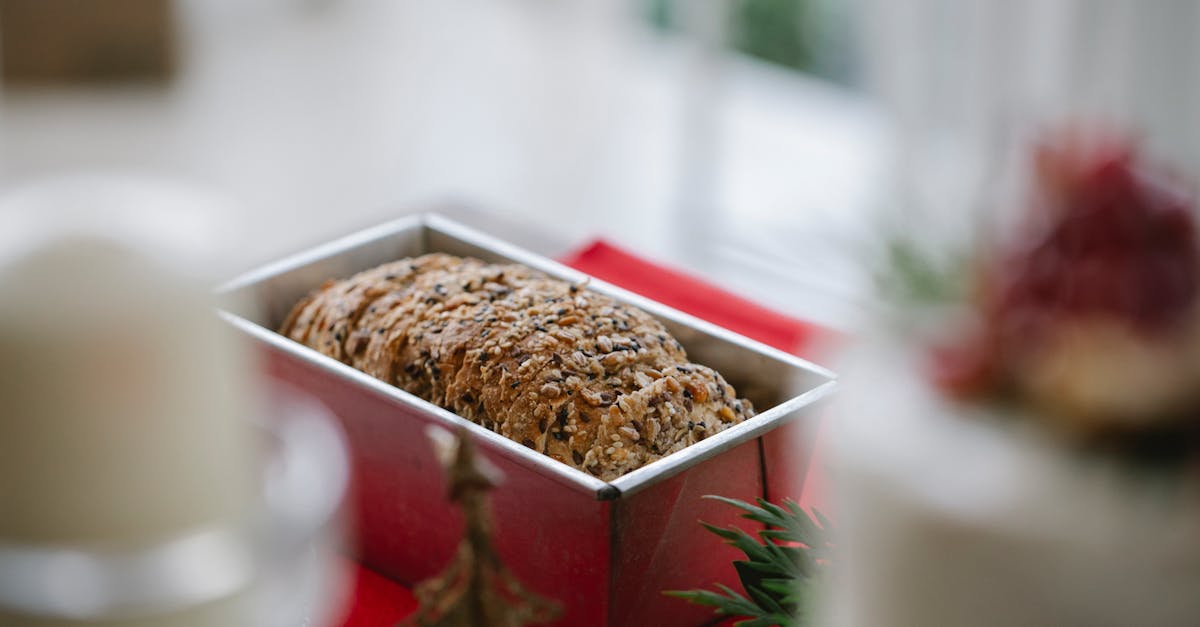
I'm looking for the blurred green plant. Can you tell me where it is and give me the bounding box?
[876,235,972,308]
[733,0,814,73]
[646,0,817,74]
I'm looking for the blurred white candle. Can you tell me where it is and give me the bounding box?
[0,179,259,625]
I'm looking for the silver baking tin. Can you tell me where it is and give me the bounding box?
[219,213,836,500]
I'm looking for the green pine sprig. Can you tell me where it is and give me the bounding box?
[665,496,833,627]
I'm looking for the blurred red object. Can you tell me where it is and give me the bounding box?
[337,560,417,627]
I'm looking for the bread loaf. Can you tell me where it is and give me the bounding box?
[279,253,754,480]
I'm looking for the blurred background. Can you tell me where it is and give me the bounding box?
[7,2,1200,626]
[0,0,884,330]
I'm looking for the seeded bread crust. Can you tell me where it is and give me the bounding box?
[280,253,754,480]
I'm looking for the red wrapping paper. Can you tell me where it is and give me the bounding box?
[561,241,818,355]
[335,561,419,627]
[338,239,826,627]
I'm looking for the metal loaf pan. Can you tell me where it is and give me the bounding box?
[219,214,836,627]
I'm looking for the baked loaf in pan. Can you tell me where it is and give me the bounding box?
[279,253,754,480]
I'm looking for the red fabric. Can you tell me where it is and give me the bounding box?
[338,560,418,627]
[560,240,820,356]
[339,239,826,627]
